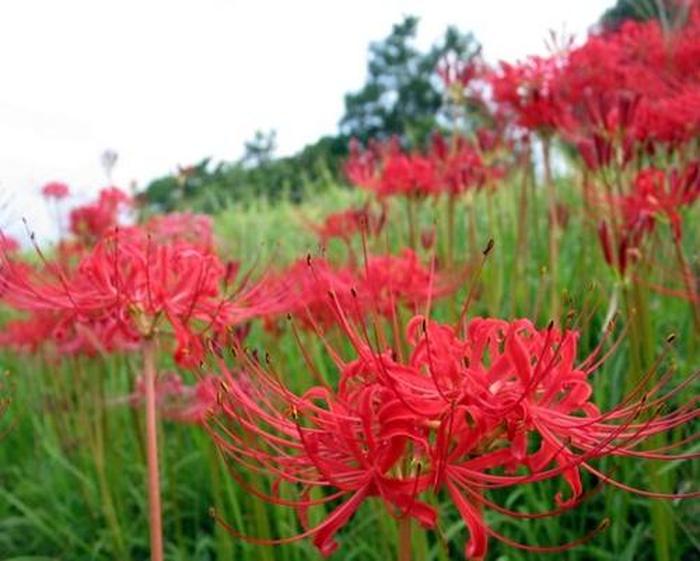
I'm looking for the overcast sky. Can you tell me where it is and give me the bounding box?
[0,0,612,241]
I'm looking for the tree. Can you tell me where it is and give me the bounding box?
[240,130,277,168]
[340,16,480,147]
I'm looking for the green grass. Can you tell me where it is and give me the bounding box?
[0,174,698,560]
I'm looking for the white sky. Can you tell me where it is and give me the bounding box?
[0,0,612,242]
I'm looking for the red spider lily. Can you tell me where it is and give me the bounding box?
[1,205,275,561]
[0,226,271,364]
[0,309,140,356]
[41,181,70,200]
[257,250,453,332]
[619,163,700,242]
[591,160,699,281]
[256,256,356,331]
[209,358,437,557]
[69,187,131,244]
[550,5,700,149]
[489,56,569,135]
[378,151,438,198]
[570,92,641,171]
[345,138,439,198]
[308,205,386,248]
[210,293,698,559]
[360,249,453,316]
[429,134,489,195]
[0,312,58,353]
[347,135,507,200]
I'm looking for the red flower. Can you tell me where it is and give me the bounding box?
[69,187,131,244]
[429,133,489,195]
[345,138,439,198]
[0,226,266,361]
[211,356,437,557]
[620,163,700,241]
[211,301,697,559]
[41,181,70,200]
[309,205,385,247]
[346,135,507,200]
[257,250,453,332]
[490,56,568,134]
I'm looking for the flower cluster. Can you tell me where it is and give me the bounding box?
[309,205,386,247]
[257,249,453,331]
[345,134,505,199]
[487,5,700,150]
[210,307,697,559]
[0,222,268,365]
[69,187,132,244]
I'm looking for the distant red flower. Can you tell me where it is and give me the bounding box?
[345,138,438,198]
[438,56,481,90]
[620,163,700,241]
[430,133,489,195]
[69,187,131,244]
[490,56,569,134]
[41,181,70,200]
[550,6,700,148]
[310,205,385,247]
[0,309,140,356]
[347,134,507,200]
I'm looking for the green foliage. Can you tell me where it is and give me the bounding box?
[141,135,350,213]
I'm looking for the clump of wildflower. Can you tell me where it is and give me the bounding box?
[209,297,698,559]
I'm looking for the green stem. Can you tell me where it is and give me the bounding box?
[93,370,129,560]
[672,235,700,334]
[467,197,478,259]
[625,278,674,561]
[446,195,456,267]
[406,197,417,250]
[542,136,560,324]
[512,164,530,316]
